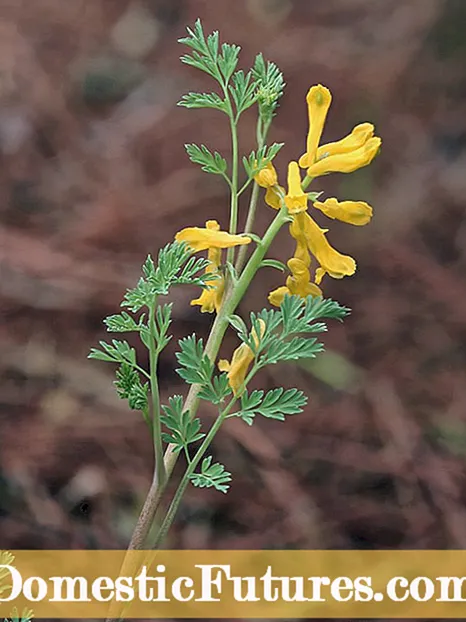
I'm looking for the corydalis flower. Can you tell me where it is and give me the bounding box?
[218,320,266,395]
[313,197,373,226]
[175,220,251,314]
[299,85,332,168]
[254,162,284,210]
[175,221,251,252]
[189,222,225,313]
[307,137,381,177]
[268,258,322,307]
[290,212,356,281]
[255,161,308,214]
[298,84,381,176]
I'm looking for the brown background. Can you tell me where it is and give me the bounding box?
[1,0,466,566]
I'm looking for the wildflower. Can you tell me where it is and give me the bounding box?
[176,220,252,252]
[306,136,381,177]
[315,122,374,160]
[190,223,224,313]
[299,85,332,168]
[284,162,308,214]
[268,258,322,307]
[254,162,284,210]
[260,161,308,214]
[290,212,356,280]
[218,320,266,395]
[313,197,373,226]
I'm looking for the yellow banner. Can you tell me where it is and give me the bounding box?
[2,550,466,618]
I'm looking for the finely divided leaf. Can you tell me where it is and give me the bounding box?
[185,144,228,176]
[189,456,232,493]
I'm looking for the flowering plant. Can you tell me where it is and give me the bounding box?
[90,20,381,556]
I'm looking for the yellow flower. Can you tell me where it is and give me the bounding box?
[261,161,308,214]
[316,123,374,159]
[218,320,266,395]
[284,162,308,214]
[254,162,285,210]
[254,162,278,187]
[299,85,332,168]
[290,212,356,280]
[176,219,252,252]
[190,224,224,313]
[268,258,322,306]
[306,136,381,177]
[313,197,373,226]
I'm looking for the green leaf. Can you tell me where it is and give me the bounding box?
[88,340,136,365]
[243,143,284,178]
[104,311,140,333]
[198,373,232,405]
[161,396,205,453]
[178,20,221,81]
[114,364,149,412]
[260,336,324,366]
[218,43,240,82]
[175,334,213,385]
[252,53,285,120]
[235,388,307,424]
[190,456,232,493]
[122,243,213,311]
[229,70,257,115]
[178,92,227,112]
[185,144,228,176]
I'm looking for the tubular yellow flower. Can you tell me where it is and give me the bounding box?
[190,244,224,314]
[299,84,332,168]
[284,162,308,214]
[268,258,322,307]
[313,197,373,226]
[254,162,278,188]
[218,320,266,396]
[316,123,374,159]
[176,220,252,252]
[306,136,381,177]
[253,162,285,210]
[291,212,356,280]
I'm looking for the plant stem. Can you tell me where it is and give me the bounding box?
[235,117,270,274]
[226,112,239,264]
[152,403,230,549]
[148,300,166,488]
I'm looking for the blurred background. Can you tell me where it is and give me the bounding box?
[1,0,466,555]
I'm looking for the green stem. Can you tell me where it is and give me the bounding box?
[226,112,239,263]
[302,174,314,191]
[152,404,230,549]
[148,300,166,488]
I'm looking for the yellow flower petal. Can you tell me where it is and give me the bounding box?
[254,162,278,188]
[298,84,332,168]
[291,212,356,280]
[316,123,374,159]
[307,137,381,177]
[268,285,289,307]
[284,162,308,214]
[313,198,373,226]
[176,220,252,252]
[219,320,266,395]
[286,258,322,298]
[190,273,225,313]
[265,185,285,210]
[187,221,226,314]
[268,259,322,307]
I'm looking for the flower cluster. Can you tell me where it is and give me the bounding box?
[255,84,381,305]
